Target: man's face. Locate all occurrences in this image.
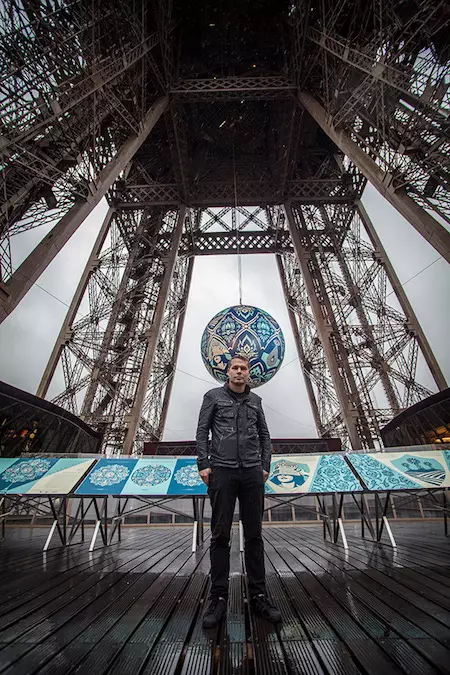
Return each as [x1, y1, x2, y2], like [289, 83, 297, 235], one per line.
[228, 358, 250, 385]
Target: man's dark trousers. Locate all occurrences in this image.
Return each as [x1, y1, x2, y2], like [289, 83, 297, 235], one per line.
[208, 465, 266, 599]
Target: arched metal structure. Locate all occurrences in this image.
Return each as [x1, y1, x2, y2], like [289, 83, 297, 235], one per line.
[0, 0, 448, 453]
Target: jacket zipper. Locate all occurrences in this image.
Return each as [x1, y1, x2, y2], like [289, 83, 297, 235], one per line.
[236, 401, 242, 467]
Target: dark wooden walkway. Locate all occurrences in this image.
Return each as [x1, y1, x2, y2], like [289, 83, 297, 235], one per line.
[0, 522, 449, 674]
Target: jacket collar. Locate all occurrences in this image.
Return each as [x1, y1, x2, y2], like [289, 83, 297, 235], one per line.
[224, 381, 251, 398]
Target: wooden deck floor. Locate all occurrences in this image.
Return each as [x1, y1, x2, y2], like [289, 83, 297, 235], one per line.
[0, 522, 449, 674]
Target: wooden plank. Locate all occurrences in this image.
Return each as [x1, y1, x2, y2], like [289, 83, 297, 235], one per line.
[0, 522, 449, 675]
[266, 527, 450, 674]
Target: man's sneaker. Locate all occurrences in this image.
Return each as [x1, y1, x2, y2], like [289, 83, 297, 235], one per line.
[252, 594, 282, 623]
[202, 596, 227, 629]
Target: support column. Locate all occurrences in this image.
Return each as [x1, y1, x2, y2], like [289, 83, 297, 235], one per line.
[275, 254, 322, 436]
[156, 256, 194, 439]
[320, 207, 401, 415]
[36, 208, 115, 399]
[357, 200, 447, 391]
[284, 203, 370, 449]
[0, 96, 168, 323]
[79, 211, 151, 420]
[122, 206, 186, 454]
[298, 92, 450, 264]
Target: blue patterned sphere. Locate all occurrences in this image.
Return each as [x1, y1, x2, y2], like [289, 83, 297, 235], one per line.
[200, 305, 285, 388]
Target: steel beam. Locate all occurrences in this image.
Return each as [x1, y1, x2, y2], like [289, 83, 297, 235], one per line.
[298, 92, 450, 264]
[308, 28, 447, 121]
[114, 178, 356, 208]
[275, 253, 323, 436]
[122, 206, 186, 454]
[320, 207, 401, 415]
[181, 230, 293, 255]
[36, 207, 116, 399]
[0, 34, 160, 153]
[357, 200, 447, 391]
[0, 97, 168, 324]
[171, 76, 295, 99]
[156, 257, 194, 439]
[284, 203, 370, 449]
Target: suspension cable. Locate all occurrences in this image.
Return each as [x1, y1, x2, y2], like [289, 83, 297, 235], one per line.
[232, 134, 243, 305]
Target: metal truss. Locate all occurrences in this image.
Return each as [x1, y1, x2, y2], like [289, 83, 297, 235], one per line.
[2, 0, 447, 455]
[39, 206, 190, 455]
[182, 230, 293, 256]
[277, 200, 441, 450]
[0, 0, 162, 280]
[304, 0, 450, 225]
[170, 76, 296, 100]
[139, 251, 193, 446]
[113, 177, 359, 208]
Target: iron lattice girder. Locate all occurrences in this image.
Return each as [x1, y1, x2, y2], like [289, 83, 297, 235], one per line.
[305, 5, 450, 225]
[170, 76, 296, 100]
[49, 206, 190, 454]
[2, 0, 447, 455]
[113, 178, 357, 208]
[308, 29, 448, 122]
[179, 229, 293, 255]
[0, 34, 159, 153]
[280, 199, 438, 450]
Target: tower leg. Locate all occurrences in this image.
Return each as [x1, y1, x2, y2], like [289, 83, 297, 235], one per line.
[284, 203, 370, 449]
[357, 200, 447, 391]
[156, 256, 194, 439]
[37, 207, 116, 399]
[122, 207, 186, 454]
[0, 97, 168, 324]
[298, 92, 450, 264]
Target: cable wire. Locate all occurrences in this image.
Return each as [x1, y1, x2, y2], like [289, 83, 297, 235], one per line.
[386, 256, 442, 298]
[232, 134, 243, 305]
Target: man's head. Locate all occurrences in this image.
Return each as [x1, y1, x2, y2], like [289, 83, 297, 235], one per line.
[227, 355, 250, 391]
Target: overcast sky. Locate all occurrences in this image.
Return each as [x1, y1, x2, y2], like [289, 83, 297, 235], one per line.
[0, 183, 449, 443]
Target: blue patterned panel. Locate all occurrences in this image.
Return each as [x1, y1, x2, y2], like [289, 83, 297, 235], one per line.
[391, 454, 445, 487]
[443, 451, 450, 474]
[200, 305, 285, 388]
[168, 458, 207, 495]
[131, 465, 171, 486]
[76, 458, 137, 495]
[310, 455, 362, 493]
[0, 457, 58, 493]
[121, 458, 177, 495]
[347, 454, 421, 491]
[0, 458, 21, 486]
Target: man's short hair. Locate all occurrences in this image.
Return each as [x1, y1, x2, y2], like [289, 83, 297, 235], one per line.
[228, 354, 250, 370]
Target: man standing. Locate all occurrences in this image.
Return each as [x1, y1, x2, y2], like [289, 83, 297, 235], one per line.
[196, 354, 281, 629]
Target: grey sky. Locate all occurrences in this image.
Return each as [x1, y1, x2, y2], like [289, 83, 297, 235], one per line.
[0, 184, 448, 443]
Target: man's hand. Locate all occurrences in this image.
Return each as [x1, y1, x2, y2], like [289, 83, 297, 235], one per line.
[199, 468, 212, 485]
[263, 470, 269, 482]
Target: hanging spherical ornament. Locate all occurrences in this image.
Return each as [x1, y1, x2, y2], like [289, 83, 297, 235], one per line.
[200, 305, 285, 388]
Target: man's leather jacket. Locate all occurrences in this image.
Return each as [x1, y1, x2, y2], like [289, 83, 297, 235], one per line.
[196, 383, 272, 472]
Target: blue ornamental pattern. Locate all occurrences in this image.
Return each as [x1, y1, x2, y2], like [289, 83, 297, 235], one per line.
[131, 465, 172, 487]
[391, 454, 445, 486]
[348, 454, 420, 490]
[311, 455, 361, 493]
[2, 458, 51, 484]
[89, 464, 130, 487]
[173, 465, 203, 487]
[443, 451, 450, 473]
[201, 305, 285, 387]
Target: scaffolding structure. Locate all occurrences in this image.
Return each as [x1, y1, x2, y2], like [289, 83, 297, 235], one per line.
[0, 0, 448, 453]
